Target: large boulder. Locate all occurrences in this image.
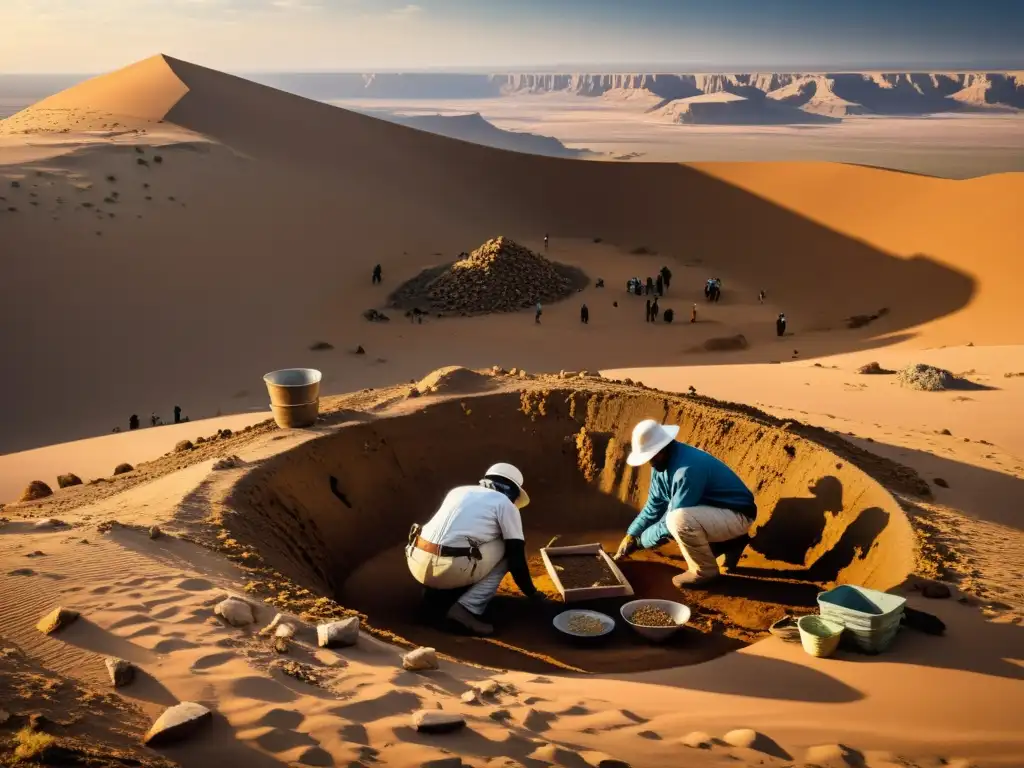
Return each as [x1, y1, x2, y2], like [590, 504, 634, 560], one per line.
[317, 617, 359, 648]
[214, 597, 254, 627]
[144, 702, 213, 746]
[20, 481, 53, 502]
[56, 473, 83, 489]
[112, 463, 134, 475]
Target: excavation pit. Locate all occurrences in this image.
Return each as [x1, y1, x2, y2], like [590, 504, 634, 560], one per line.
[228, 381, 916, 674]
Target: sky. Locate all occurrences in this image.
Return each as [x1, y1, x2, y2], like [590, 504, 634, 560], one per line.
[2, 0, 1023, 74]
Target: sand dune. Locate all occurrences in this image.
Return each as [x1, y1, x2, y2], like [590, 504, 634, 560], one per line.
[2, 55, 1022, 454]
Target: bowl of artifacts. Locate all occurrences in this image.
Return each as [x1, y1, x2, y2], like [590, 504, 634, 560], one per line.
[620, 599, 691, 642]
[552, 609, 616, 640]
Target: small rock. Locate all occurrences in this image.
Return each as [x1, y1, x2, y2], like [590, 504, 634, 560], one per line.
[317, 616, 359, 648]
[214, 597, 255, 627]
[105, 657, 135, 687]
[402, 646, 439, 671]
[28, 713, 49, 731]
[476, 679, 502, 697]
[680, 730, 713, 749]
[113, 462, 134, 475]
[34, 518, 66, 529]
[56, 473, 83, 489]
[275, 622, 296, 639]
[355, 345, 366, 355]
[939, 428, 952, 435]
[144, 702, 213, 746]
[174, 439, 194, 453]
[412, 709, 466, 734]
[933, 477, 949, 488]
[37, 607, 79, 635]
[489, 709, 511, 722]
[259, 613, 291, 637]
[921, 581, 952, 599]
[460, 690, 480, 705]
[804, 744, 861, 767]
[149, 526, 162, 540]
[273, 637, 290, 654]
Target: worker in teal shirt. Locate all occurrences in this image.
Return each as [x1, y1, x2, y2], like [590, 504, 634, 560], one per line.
[613, 419, 757, 588]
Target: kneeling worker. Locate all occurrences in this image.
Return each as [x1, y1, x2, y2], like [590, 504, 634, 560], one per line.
[407, 463, 543, 636]
[614, 420, 757, 588]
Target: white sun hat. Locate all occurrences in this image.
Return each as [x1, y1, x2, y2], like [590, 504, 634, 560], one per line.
[485, 462, 530, 508]
[626, 419, 680, 467]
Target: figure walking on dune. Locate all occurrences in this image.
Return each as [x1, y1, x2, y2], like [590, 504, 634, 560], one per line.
[759, 289, 766, 304]
[656, 274, 664, 296]
[651, 298, 660, 323]
[645, 298, 652, 323]
[776, 313, 787, 337]
[406, 463, 547, 636]
[660, 265, 672, 289]
[174, 405, 182, 424]
[129, 414, 139, 431]
[646, 276, 655, 295]
[535, 302, 542, 324]
[613, 420, 756, 588]
[580, 304, 589, 324]
[544, 233, 549, 250]
[691, 303, 697, 323]
[372, 264, 382, 284]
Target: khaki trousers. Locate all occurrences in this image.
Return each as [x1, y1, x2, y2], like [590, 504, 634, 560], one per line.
[406, 538, 507, 616]
[665, 506, 752, 577]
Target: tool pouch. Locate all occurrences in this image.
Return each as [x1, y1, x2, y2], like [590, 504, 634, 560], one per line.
[407, 523, 421, 549]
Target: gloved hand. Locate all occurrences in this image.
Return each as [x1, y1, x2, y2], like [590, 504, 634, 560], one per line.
[613, 534, 638, 561]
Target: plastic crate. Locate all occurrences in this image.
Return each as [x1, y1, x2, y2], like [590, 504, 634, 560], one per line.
[817, 585, 906, 653]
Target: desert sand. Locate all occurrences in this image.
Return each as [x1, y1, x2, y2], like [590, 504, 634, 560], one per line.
[1, 55, 1022, 767]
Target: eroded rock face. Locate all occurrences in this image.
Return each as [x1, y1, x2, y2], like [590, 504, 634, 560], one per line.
[214, 597, 254, 627]
[144, 702, 213, 746]
[37, 607, 79, 635]
[317, 617, 359, 648]
[402, 646, 438, 671]
[411, 709, 466, 734]
[105, 657, 135, 687]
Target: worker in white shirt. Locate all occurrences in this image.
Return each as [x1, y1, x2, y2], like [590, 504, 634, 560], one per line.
[406, 462, 543, 636]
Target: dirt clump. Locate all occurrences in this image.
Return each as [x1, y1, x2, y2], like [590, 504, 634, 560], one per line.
[856, 361, 895, 375]
[391, 236, 581, 315]
[415, 366, 492, 395]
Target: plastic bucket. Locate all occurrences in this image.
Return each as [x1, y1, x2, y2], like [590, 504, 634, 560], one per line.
[270, 399, 319, 429]
[264, 368, 322, 407]
[817, 585, 906, 653]
[797, 615, 844, 658]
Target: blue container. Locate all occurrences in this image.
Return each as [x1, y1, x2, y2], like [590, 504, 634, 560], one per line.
[817, 585, 906, 653]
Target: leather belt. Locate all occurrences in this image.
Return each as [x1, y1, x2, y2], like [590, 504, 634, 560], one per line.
[413, 536, 481, 560]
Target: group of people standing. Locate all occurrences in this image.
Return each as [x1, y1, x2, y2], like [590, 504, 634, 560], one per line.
[705, 278, 723, 302]
[124, 405, 186, 433]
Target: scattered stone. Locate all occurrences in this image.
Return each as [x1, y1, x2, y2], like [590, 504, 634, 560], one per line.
[34, 518, 66, 529]
[460, 690, 480, 705]
[939, 428, 952, 435]
[148, 526, 162, 540]
[489, 709, 511, 722]
[804, 744, 863, 767]
[355, 345, 366, 355]
[144, 702, 213, 746]
[277, 660, 326, 686]
[112, 463, 134, 475]
[680, 731, 714, 749]
[213, 455, 244, 471]
[411, 710, 466, 734]
[363, 309, 390, 322]
[407, 386, 421, 399]
[476, 679, 502, 697]
[933, 477, 949, 488]
[273, 637, 290, 654]
[20, 481, 53, 502]
[37, 607, 79, 635]
[105, 657, 135, 687]
[174, 440, 194, 453]
[56, 473, 83, 489]
[214, 597, 255, 627]
[856, 361, 894, 375]
[317, 616, 359, 648]
[722, 729, 781, 756]
[402, 646, 439, 671]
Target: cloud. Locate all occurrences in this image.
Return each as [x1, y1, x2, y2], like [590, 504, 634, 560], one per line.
[388, 3, 422, 18]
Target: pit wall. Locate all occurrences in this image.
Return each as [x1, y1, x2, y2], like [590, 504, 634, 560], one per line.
[227, 388, 916, 601]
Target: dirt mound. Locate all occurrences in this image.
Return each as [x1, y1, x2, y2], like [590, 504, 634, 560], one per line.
[415, 366, 493, 395]
[856, 362, 895, 375]
[703, 334, 749, 352]
[391, 237, 583, 315]
[226, 382, 914, 675]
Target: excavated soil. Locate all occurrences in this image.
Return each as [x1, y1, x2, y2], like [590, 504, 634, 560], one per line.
[550, 554, 620, 590]
[226, 380, 917, 674]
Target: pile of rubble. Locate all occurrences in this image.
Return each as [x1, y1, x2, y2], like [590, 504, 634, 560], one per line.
[424, 237, 574, 314]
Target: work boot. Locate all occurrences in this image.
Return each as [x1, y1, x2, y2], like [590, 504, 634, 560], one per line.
[446, 603, 494, 636]
[672, 570, 721, 590]
[712, 534, 751, 572]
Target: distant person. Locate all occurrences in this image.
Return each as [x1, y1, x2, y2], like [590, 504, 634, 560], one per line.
[776, 313, 787, 337]
[173, 405, 182, 424]
[129, 414, 139, 431]
[660, 266, 672, 289]
[656, 274, 664, 296]
[595, 278, 605, 288]
[535, 302, 542, 324]
[705, 279, 713, 301]
[691, 303, 697, 323]
[646, 276, 655, 295]
[651, 298, 660, 323]
[544, 234, 549, 250]
[758, 289, 766, 304]
[713, 278, 722, 303]
[112, 427, 121, 434]
[150, 412, 158, 427]
[663, 308, 674, 323]
[645, 298, 652, 323]
[372, 264, 382, 285]
[580, 304, 589, 324]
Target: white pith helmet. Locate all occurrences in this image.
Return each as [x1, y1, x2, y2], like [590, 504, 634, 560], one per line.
[484, 462, 530, 508]
[626, 419, 681, 467]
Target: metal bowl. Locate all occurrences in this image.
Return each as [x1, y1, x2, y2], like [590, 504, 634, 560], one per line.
[552, 609, 615, 639]
[620, 599, 690, 642]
